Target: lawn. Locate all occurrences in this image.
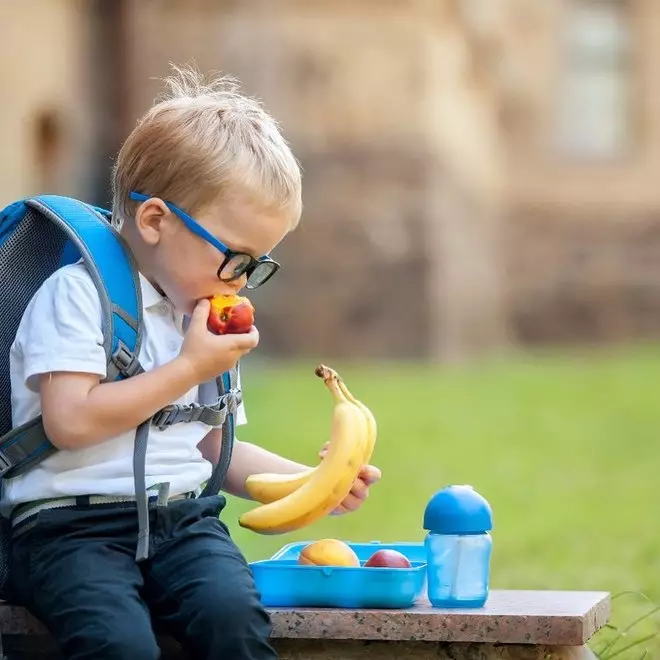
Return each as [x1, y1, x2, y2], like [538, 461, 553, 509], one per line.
[221, 344, 660, 658]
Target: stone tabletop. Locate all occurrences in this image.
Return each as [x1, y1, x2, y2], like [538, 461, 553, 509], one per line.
[0, 590, 610, 647]
[268, 590, 610, 646]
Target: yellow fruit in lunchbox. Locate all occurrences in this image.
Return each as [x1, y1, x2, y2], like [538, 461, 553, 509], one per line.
[297, 539, 360, 567]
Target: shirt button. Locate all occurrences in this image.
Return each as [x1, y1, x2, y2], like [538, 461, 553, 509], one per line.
[168, 340, 179, 351]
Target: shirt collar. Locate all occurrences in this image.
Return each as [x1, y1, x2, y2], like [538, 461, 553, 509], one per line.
[138, 273, 186, 334]
[138, 273, 165, 310]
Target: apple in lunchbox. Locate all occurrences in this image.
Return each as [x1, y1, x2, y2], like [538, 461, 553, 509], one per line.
[364, 549, 412, 568]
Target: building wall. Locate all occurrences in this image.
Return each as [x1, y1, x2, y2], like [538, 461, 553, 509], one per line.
[497, 0, 660, 344]
[119, 0, 508, 360]
[14, 1, 655, 357]
[0, 0, 96, 206]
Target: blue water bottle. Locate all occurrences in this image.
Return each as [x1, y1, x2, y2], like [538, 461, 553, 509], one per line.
[423, 484, 493, 608]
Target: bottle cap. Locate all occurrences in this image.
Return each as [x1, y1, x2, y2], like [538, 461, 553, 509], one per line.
[423, 484, 493, 534]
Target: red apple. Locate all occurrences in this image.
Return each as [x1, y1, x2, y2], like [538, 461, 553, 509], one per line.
[364, 549, 412, 568]
[207, 295, 255, 335]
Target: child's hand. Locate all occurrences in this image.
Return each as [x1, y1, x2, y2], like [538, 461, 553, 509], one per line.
[318, 442, 382, 515]
[180, 298, 259, 383]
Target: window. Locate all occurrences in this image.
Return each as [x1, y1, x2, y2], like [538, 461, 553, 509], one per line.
[555, 0, 634, 159]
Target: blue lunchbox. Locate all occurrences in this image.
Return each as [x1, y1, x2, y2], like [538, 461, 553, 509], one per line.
[249, 540, 427, 609]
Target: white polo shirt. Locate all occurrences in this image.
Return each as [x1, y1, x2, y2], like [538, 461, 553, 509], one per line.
[3, 262, 246, 512]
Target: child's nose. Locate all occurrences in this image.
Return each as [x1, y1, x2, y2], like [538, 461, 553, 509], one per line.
[229, 272, 248, 291]
[216, 274, 246, 296]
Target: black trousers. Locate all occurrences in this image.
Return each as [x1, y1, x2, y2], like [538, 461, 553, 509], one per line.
[10, 494, 277, 660]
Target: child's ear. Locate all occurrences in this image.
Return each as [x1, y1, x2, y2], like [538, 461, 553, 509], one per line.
[135, 198, 169, 246]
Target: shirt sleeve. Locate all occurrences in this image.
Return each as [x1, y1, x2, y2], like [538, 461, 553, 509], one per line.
[15, 266, 107, 391]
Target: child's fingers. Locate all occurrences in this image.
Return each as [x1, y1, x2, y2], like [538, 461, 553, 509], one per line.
[208, 325, 259, 351]
[359, 464, 381, 485]
[337, 492, 362, 513]
[190, 298, 211, 328]
[228, 325, 260, 351]
[349, 478, 369, 500]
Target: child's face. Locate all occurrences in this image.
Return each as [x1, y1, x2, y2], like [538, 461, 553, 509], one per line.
[134, 194, 292, 315]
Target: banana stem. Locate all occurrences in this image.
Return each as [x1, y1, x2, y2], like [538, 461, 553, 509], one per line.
[315, 364, 346, 404]
[314, 364, 334, 380]
[315, 364, 357, 403]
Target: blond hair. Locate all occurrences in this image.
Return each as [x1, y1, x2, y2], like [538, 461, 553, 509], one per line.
[111, 64, 302, 230]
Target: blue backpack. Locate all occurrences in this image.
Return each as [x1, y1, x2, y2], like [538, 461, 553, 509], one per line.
[0, 195, 240, 601]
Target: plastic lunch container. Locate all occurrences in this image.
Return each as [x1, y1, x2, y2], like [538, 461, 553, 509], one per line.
[249, 540, 427, 609]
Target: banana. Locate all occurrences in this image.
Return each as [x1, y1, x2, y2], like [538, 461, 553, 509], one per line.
[238, 365, 368, 534]
[337, 372, 377, 465]
[243, 467, 316, 504]
[243, 366, 377, 504]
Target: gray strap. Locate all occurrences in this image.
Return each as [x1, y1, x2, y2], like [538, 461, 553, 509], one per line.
[200, 368, 238, 497]
[133, 420, 150, 562]
[151, 392, 242, 431]
[228, 366, 238, 392]
[199, 396, 240, 425]
[0, 416, 57, 478]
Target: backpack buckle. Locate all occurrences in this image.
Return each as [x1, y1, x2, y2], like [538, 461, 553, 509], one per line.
[111, 341, 143, 379]
[152, 405, 177, 431]
[0, 451, 13, 477]
[0, 450, 13, 477]
[224, 389, 242, 415]
[151, 403, 204, 431]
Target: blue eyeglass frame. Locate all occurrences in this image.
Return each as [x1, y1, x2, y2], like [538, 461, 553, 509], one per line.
[129, 191, 280, 288]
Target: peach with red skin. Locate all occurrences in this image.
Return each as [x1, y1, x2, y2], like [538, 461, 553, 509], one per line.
[207, 295, 254, 335]
[364, 549, 412, 568]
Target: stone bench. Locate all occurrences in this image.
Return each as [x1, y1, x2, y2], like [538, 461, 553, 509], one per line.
[0, 590, 610, 659]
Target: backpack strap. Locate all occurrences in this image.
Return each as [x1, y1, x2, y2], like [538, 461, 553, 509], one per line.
[27, 196, 144, 383]
[0, 196, 144, 479]
[151, 315, 241, 432]
[153, 366, 241, 496]
[133, 419, 151, 561]
[151, 374, 242, 430]
[0, 416, 54, 478]
[133, 366, 240, 562]
[200, 367, 239, 498]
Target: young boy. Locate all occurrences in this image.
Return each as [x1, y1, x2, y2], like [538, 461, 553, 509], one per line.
[5, 66, 381, 659]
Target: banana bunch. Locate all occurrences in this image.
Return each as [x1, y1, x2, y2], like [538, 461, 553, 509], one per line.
[237, 364, 377, 535]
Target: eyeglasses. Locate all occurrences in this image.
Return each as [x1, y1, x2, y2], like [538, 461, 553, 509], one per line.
[129, 192, 280, 289]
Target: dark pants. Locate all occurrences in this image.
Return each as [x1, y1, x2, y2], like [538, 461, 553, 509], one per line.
[10, 495, 277, 660]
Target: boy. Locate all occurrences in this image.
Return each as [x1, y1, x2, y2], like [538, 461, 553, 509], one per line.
[5, 66, 381, 659]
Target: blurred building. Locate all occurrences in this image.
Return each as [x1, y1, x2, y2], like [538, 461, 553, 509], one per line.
[500, 0, 660, 346]
[1, 0, 657, 360]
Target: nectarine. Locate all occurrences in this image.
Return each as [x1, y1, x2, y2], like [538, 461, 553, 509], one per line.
[208, 294, 254, 335]
[364, 549, 412, 568]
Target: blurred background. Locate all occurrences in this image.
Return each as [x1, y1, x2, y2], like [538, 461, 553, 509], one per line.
[1, 1, 658, 656]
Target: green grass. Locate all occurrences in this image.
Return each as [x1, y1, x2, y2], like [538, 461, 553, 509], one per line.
[221, 344, 660, 658]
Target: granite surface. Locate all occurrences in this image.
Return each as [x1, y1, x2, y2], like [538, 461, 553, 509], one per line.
[268, 590, 610, 646]
[0, 638, 600, 659]
[273, 640, 600, 659]
[0, 590, 610, 649]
